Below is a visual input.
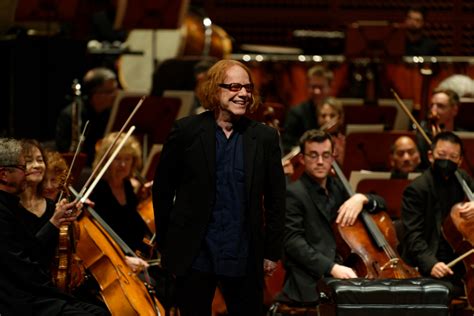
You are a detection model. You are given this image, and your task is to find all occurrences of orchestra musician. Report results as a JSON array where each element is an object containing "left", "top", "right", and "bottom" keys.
[
  {"left": 17, "top": 139, "right": 79, "bottom": 271},
  {"left": 152, "top": 59, "right": 286, "bottom": 315},
  {"left": 317, "top": 97, "right": 345, "bottom": 165},
  {"left": 389, "top": 136, "right": 422, "bottom": 179},
  {"left": 89, "top": 132, "right": 152, "bottom": 270},
  {"left": 281, "top": 65, "right": 333, "bottom": 153},
  {"left": 401, "top": 131, "right": 474, "bottom": 297},
  {"left": 280, "top": 130, "right": 386, "bottom": 304},
  {"left": 56, "top": 67, "right": 120, "bottom": 166},
  {"left": 42, "top": 150, "right": 69, "bottom": 201},
  {"left": 0, "top": 138, "right": 108, "bottom": 316},
  {"left": 417, "top": 88, "right": 462, "bottom": 170}
]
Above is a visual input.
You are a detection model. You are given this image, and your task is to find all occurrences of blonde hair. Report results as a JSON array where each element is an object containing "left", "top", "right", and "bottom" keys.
[
  {"left": 93, "top": 132, "right": 142, "bottom": 177},
  {"left": 196, "top": 59, "right": 260, "bottom": 113}
]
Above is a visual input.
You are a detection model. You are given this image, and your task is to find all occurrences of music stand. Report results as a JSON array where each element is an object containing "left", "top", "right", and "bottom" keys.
[
  {"left": 105, "top": 91, "right": 181, "bottom": 157},
  {"left": 345, "top": 21, "right": 405, "bottom": 104},
  {"left": 345, "top": 21, "right": 405, "bottom": 59}
]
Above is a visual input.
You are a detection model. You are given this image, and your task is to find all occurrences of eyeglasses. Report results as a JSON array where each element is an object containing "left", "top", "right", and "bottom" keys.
[
  {"left": 219, "top": 83, "right": 254, "bottom": 93},
  {"left": 304, "top": 152, "right": 332, "bottom": 161},
  {"left": 1, "top": 164, "right": 26, "bottom": 172}
]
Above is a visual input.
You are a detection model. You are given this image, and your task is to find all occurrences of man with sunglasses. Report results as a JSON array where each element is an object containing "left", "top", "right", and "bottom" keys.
[
  {"left": 280, "top": 130, "right": 386, "bottom": 304},
  {"left": 0, "top": 138, "right": 108, "bottom": 315},
  {"left": 153, "top": 59, "right": 286, "bottom": 315}
]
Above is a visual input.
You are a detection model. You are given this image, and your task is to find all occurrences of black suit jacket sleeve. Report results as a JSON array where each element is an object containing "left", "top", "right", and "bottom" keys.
[{"left": 262, "top": 128, "right": 287, "bottom": 261}]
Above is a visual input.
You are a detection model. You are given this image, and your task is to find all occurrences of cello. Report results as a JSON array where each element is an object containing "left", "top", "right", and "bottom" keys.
[
  {"left": 73, "top": 126, "right": 165, "bottom": 315},
  {"left": 442, "top": 171, "right": 474, "bottom": 307},
  {"left": 331, "top": 161, "right": 420, "bottom": 279},
  {"left": 392, "top": 89, "right": 474, "bottom": 305}
]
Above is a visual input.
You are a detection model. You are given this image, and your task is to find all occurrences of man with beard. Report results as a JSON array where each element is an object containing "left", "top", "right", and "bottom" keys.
[
  {"left": 401, "top": 131, "right": 474, "bottom": 298},
  {"left": 0, "top": 138, "right": 108, "bottom": 315},
  {"left": 404, "top": 6, "right": 440, "bottom": 56}
]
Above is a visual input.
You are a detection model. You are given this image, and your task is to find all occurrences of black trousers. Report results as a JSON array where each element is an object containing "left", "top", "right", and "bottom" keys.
[{"left": 175, "top": 269, "right": 263, "bottom": 316}]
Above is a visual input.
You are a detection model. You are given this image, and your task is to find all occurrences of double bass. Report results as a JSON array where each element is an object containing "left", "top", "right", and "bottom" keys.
[{"left": 331, "top": 161, "right": 420, "bottom": 279}]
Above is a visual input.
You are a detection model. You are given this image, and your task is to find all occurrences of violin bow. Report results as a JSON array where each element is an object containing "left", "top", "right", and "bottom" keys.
[
  {"left": 78, "top": 96, "right": 146, "bottom": 199},
  {"left": 58, "top": 120, "right": 89, "bottom": 202},
  {"left": 391, "top": 89, "right": 432, "bottom": 146}
]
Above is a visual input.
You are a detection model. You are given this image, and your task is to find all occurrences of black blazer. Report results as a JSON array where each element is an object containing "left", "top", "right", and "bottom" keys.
[
  {"left": 401, "top": 168, "right": 474, "bottom": 275},
  {"left": 152, "top": 111, "right": 286, "bottom": 278},
  {"left": 282, "top": 174, "right": 386, "bottom": 303}
]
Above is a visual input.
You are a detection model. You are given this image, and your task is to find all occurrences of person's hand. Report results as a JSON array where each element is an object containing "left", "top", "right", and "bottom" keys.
[
  {"left": 457, "top": 201, "right": 474, "bottom": 221},
  {"left": 50, "top": 199, "right": 82, "bottom": 228},
  {"left": 282, "top": 160, "right": 294, "bottom": 176},
  {"left": 330, "top": 264, "right": 357, "bottom": 279},
  {"left": 335, "top": 193, "right": 368, "bottom": 227},
  {"left": 263, "top": 259, "right": 278, "bottom": 277},
  {"left": 125, "top": 256, "right": 149, "bottom": 273},
  {"left": 430, "top": 262, "right": 453, "bottom": 278}
]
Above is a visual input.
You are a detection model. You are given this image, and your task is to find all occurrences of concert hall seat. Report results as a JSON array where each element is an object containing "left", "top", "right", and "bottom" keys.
[
  {"left": 457, "top": 134, "right": 474, "bottom": 176},
  {"left": 342, "top": 131, "right": 415, "bottom": 177}
]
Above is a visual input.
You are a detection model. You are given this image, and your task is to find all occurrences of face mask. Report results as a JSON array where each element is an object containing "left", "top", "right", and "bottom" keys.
[{"left": 433, "top": 159, "right": 458, "bottom": 179}]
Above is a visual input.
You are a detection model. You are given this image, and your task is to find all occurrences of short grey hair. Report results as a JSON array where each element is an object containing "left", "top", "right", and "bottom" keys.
[{"left": 0, "top": 138, "right": 22, "bottom": 167}]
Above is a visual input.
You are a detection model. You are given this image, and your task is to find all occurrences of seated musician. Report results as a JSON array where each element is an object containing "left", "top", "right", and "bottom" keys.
[
  {"left": 0, "top": 138, "right": 108, "bottom": 316},
  {"left": 18, "top": 139, "right": 78, "bottom": 271},
  {"left": 417, "top": 88, "right": 462, "bottom": 170},
  {"left": 317, "top": 97, "right": 345, "bottom": 165},
  {"left": 89, "top": 132, "right": 152, "bottom": 270},
  {"left": 42, "top": 150, "right": 69, "bottom": 201},
  {"left": 56, "top": 67, "right": 120, "bottom": 166},
  {"left": 389, "top": 136, "right": 422, "bottom": 179},
  {"left": 281, "top": 130, "right": 386, "bottom": 304},
  {"left": 281, "top": 66, "right": 333, "bottom": 153},
  {"left": 401, "top": 131, "right": 474, "bottom": 297}
]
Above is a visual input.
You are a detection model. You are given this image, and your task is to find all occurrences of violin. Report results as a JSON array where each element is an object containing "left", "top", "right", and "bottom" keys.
[
  {"left": 52, "top": 122, "right": 90, "bottom": 293},
  {"left": 332, "top": 161, "right": 420, "bottom": 279}
]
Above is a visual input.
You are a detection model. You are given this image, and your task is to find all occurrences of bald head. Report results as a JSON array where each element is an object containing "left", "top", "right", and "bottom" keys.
[{"left": 390, "top": 136, "right": 421, "bottom": 174}]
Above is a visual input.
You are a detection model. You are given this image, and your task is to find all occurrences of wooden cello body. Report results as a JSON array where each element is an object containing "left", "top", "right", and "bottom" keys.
[
  {"left": 442, "top": 172, "right": 474, "bottom": 307},
  {"left": 76, "top": 212, "right": 165, "bottom": 316},
  {"left": 331, "top": 161, "right": 420, "bottom": 279}
]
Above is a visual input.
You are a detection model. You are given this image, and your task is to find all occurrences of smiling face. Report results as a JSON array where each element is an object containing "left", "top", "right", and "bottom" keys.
[
  {"left": 24, "top": 146, "right": 45, "bottom": 187},
  {"left": 217, "top": 65, "right": 252, "bottom": 118}
]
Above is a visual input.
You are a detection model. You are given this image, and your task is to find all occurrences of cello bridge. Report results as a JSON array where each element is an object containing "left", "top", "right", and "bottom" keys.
[{"left": 380, "top": 258, "right": 399, "bottom": 271}]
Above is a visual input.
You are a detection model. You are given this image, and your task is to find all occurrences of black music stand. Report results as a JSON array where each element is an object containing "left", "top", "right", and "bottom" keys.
[{"left": 105, "top": 93, "right": 181, "bottom": 154}]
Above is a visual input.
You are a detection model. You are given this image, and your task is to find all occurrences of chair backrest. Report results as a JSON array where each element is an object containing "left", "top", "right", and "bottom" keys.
[
  {"left": 343, "top": 131, "right": 415, "bottom": 176},
  {"left": 140, "top": 144, "right": 163, "bottom": 182},
  {"left": 343, "top": 105, "right": 397, "bottom": 131},
  {"left": 455, "top": 99, "right": 474, "bottom": 132}
]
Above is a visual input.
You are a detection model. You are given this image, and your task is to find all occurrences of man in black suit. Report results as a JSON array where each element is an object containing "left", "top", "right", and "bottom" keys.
[
  {"left": 401, "top": 131, "right": 474, "bottom": 297},
  {"left": 152, "top": 59, "right": 286, "bottom": 315},
  {"left": 281, "top": 130, "right": 386, "bottom": 303},
  {"left": 0, "top": 138, "right": 107, "bottom": 316}
]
